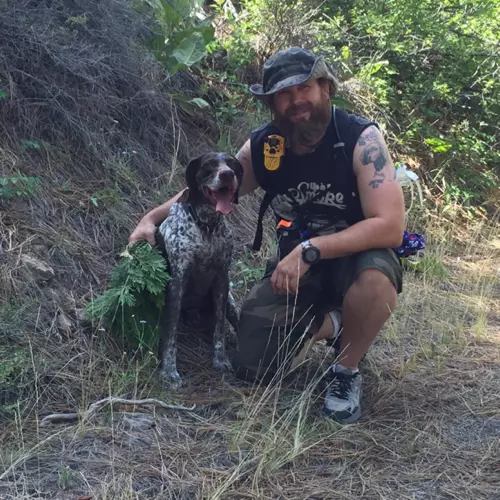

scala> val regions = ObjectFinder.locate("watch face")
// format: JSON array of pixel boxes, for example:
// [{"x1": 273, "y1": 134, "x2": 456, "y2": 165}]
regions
[{"x1": 304, "y1": 246, "x2": 320, "y2": 264}]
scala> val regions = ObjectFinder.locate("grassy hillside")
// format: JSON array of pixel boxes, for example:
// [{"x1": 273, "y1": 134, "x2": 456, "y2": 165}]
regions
[{"x1": 0, "y1": 0, "x2": 499, "y2": 498}]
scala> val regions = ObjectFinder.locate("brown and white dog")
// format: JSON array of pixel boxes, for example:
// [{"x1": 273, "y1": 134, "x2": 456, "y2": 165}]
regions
[{"x1": 156, "y1": 152, "x2": 244, "y2": 389}]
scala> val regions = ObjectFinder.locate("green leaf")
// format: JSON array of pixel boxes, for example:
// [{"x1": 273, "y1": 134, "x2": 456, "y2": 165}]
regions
[
  {"x1": 425, "y1": 137, "x2": 453, "y2": 153},
  {"x1": 174, "y1": 22, "x2": 215, "y2": 46},
  {"x1": 0, "y1": 89, "x2": 8, "y2": 99},
  {"x1": 19, "y1": 139, "x2": 50, "y2": 153},
  {"x1": 168, "y1": 31, "x2": 207, "y2": 74},
  {"x1": 341, "y1": 46, "x2": 351, "y2": 60},
  {"x1": 149, "y1": 0, "x2": 182, "y2": 27},
  {"x1": 331, "y1": 95, "x2": 355, "y2": 111},
  {"x1": 145, "y1": 31, "x2": 168, "y2": 62},
  {"x1": 190, "y1": 97, "x2": 210, "y2": 109},
  {"x1": 363, "y1": 60, "x2": 389, "y2": 76}
]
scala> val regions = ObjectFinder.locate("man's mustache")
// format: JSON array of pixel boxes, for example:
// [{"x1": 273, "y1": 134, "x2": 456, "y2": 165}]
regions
[{"x1": 285, "y1": 103, "x2": 313, "y2": 118}]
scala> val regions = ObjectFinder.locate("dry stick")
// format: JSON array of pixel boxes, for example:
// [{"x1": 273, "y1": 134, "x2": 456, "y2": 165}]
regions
[{"x1": 40, "y1": 397, "x2": 196, "y2": 426}]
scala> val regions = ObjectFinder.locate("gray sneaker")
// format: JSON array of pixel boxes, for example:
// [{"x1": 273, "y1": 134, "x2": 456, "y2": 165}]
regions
[{"x1": 323, "y1": 364, "x2": 362, "y2": 424}]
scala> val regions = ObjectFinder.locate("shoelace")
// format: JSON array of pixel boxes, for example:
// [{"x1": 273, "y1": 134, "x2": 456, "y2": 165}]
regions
[{"x1": 327, "y1": 372, "x2": 354, "y2": 400}]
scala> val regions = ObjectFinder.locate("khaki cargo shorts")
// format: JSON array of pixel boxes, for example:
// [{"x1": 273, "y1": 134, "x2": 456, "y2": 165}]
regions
[{"x1": 232, "y1": 248, "x2": 403, "y2": 383}]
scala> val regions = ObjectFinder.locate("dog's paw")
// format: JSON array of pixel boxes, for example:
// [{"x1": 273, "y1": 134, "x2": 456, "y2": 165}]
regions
[
  {"x1": 213, "y1": 355, "x2": 233, "y2": 373},
  {"x1": 160, "y1": 369, "x2": 184, "y2": 390}
]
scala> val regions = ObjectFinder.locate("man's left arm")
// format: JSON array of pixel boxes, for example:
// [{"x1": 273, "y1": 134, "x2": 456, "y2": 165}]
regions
[
  {"x1": 270, "y1": 125, "x2": 405, "y2": 294},
  {"x1": 310, "y1": 125, "x2": 405, "y2": 259}
]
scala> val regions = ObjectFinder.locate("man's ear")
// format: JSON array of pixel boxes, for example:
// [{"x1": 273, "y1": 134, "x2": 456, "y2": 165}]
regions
[
  {"x1": 184, "y1": 155, "x2": 204, "y2": 203},
  {"x1": 318, "y1": 77, "x2": 334, "y2": 98}
]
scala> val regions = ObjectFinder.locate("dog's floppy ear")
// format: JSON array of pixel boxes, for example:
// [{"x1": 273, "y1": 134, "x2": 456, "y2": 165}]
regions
[
  {"x1": 230, "y1": 157, "x2": 244, "y2": 205},
  {"x1": 184, "y1": 155, "x2": 204, "y2": 203}
]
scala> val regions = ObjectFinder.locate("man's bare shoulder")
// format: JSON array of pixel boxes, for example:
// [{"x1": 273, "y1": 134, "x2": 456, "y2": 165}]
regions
[
  {"x1": 235, "y1": 139, "x2": 259, "y2": 196},
  {"x1": 352, "y1": 125, "x2": 396, "y2": 187},
  {"x1": 236, "y1": 139, "x2": 251, "y2": 163}
]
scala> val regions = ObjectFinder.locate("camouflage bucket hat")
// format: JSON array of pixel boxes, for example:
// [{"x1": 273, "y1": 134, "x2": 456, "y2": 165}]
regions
[{"x1": 249, "y1": 47, "x2": 339, "y2": 103}]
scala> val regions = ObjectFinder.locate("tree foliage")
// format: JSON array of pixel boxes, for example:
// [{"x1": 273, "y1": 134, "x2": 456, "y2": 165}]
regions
[
  {"x1": 206, "y1": 0, "x2": 498, "y2": 214},
  {"x1": 329, "y1": 0, "x2": 500, "y2": 211}
]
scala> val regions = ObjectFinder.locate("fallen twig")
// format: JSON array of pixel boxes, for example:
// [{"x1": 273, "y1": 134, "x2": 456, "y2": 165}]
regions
[{"x1": 40, "y1": 397, "x2": 196, "y2": 426}]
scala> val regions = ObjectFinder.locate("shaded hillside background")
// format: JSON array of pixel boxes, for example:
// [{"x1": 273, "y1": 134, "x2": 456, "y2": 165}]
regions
[{"x1": 0, "y1": 0, "x2": 499, "y2": 499}]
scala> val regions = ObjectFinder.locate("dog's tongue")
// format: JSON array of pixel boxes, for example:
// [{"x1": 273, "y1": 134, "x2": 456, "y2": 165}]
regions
[{"x1": 213, "y1": 190, "x2": 233, "y2": 216}]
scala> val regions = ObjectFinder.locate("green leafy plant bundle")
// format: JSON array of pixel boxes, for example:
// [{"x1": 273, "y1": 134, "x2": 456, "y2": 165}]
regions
[
  {"x1": 85, "y1": 242, "x2": 171, "y2": 352},
  {"x1": 0, "y1": 176, "x2": 41, "y2": 199}
]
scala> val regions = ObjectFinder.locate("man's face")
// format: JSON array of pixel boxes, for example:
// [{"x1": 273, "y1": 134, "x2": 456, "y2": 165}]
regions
[{"x1": 271, "y1": 78, "x2": 332, "y2": 148}]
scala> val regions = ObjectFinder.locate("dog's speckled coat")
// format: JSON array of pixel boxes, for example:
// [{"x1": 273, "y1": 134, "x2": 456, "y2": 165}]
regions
[{"x1": 157, "y1": 153, "x2": 243, "y2": 389}]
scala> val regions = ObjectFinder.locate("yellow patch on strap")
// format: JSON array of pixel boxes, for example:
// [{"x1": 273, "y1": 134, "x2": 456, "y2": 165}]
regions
[{"x1": 264, "y1": 135, "x2": 285, "y2": 171}]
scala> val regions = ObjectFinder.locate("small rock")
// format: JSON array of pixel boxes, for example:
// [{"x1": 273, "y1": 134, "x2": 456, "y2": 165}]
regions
[
  {"x1": 57, "y1": 312, "x2": 73, "y2": 335},
  {"x1": 75, "y1": 308, "x2": 87, "y2": 323},
  {"x1": 20, "y1": 254, "x2": 55, "y2": 282},
  {"x1": 120, "y1": 414, "x2": 155, "y2": 432},
  {"x1": 32, "y1": 244, "x2": 49, "y2": 258}
]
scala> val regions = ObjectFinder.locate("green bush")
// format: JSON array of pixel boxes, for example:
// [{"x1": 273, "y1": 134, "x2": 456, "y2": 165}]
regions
[{"x1": 138, "y1": 0, "x2": 215, "y2": 75}]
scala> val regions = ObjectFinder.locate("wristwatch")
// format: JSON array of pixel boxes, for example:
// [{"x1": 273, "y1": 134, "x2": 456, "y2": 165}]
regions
[{"x1": 301, "y1": 240, "x2": 321, "y2": 265}]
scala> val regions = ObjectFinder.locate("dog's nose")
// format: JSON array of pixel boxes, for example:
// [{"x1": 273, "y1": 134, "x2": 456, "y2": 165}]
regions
[{"x1": 219, "y1": 169, "x2": 235, "y2": 182}]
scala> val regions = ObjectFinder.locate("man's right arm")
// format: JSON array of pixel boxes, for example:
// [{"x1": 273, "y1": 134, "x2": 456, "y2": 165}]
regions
[
  {"x1": 235, "y1": 139, "x2": 259, "y2": 196},
  {"x1": 128, "y1": 140, "x2": 258, "y2": 245}
]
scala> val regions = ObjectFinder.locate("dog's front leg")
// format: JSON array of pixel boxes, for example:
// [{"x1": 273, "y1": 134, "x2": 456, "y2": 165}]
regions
[
  {"x1": 212, "y1": 271, "x2": 232, "y2": 372},
  {"x1": 226, "y1": 291, "x2": 240, "y2": 333},
  {"x1": 159, "y1": 273, "x2": 187, "y2": 390}
]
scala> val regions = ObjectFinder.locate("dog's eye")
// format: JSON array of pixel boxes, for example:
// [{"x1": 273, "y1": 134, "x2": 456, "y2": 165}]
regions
[{"x1": 199, "y1": 169, "x2": 215, "y2": 184}]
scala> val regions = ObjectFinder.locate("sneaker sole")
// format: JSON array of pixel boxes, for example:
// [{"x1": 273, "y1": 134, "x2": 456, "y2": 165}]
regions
[{"x1": 322, "y1": 404, "x2": 361, "y2": 424}]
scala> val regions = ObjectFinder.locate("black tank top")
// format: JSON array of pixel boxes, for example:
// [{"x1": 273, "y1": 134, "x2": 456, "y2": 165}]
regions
[{"x1": 250, "y1": 107, "x2": 377, "y2": 239}]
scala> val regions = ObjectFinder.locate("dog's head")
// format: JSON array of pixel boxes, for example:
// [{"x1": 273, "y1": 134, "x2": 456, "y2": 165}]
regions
[{"x1": 183, "y1": 152, "x2": 244, "y2": 216}]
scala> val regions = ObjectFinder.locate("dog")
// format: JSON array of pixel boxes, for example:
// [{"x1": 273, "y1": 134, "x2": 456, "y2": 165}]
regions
[{"x1": 155, "y1": 152, "x2": 244, "y2": 389}]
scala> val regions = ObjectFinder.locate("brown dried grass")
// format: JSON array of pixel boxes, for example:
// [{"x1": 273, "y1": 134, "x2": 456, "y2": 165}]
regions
[{"x1": 0, "y1": 213, "x2": 499, "y2": 500}]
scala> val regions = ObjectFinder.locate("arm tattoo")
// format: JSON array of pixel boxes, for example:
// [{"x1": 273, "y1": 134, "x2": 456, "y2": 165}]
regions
[
  {"x1": 357, "y1": 129, "x2": 378, "y2": 147},
  {"x1": 369, "y1": 177, "x2": 385, "y2": 189},
  {"x1": 358, "y1": 128, "x2": 389, "y2": 189}
]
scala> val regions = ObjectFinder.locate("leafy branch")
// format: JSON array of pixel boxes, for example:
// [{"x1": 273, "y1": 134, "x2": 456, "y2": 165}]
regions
[{"x1": 85, "y1": 242, "x2": 171, "y2": 351}]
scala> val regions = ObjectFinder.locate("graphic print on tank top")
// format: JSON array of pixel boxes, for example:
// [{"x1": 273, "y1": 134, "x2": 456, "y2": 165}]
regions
[{"x1": 270, "y1": 181, "x2": 353, "y2": 232}]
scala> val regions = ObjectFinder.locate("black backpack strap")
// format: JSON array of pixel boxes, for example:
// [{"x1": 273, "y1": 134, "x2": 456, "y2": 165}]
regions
[
  {"x1": 332, "y1": 105, "x2": 349, "y2": 164},
  {"x1": 251, "y1": 191, "x2": 275, "y2": 251}
]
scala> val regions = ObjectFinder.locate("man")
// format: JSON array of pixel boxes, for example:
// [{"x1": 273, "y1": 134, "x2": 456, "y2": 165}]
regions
[{"x1": 129, "y1": 47, "x2": 405, "y2": 424}]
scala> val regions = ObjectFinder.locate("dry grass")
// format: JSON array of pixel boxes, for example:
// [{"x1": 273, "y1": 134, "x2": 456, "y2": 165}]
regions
[{"x1": 0, "y1": 212, "x2": 499, "y2": 500}]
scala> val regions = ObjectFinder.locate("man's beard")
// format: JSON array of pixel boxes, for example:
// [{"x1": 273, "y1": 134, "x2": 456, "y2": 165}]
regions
[{"x1": 272, "y1": 98, "x2": 332, "y2": 148}]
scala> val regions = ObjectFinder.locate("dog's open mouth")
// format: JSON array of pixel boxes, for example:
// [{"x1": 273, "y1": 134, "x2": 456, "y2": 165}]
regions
[{"x1": 204, "y1": 186, "x2": 236, "y2": 216}]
